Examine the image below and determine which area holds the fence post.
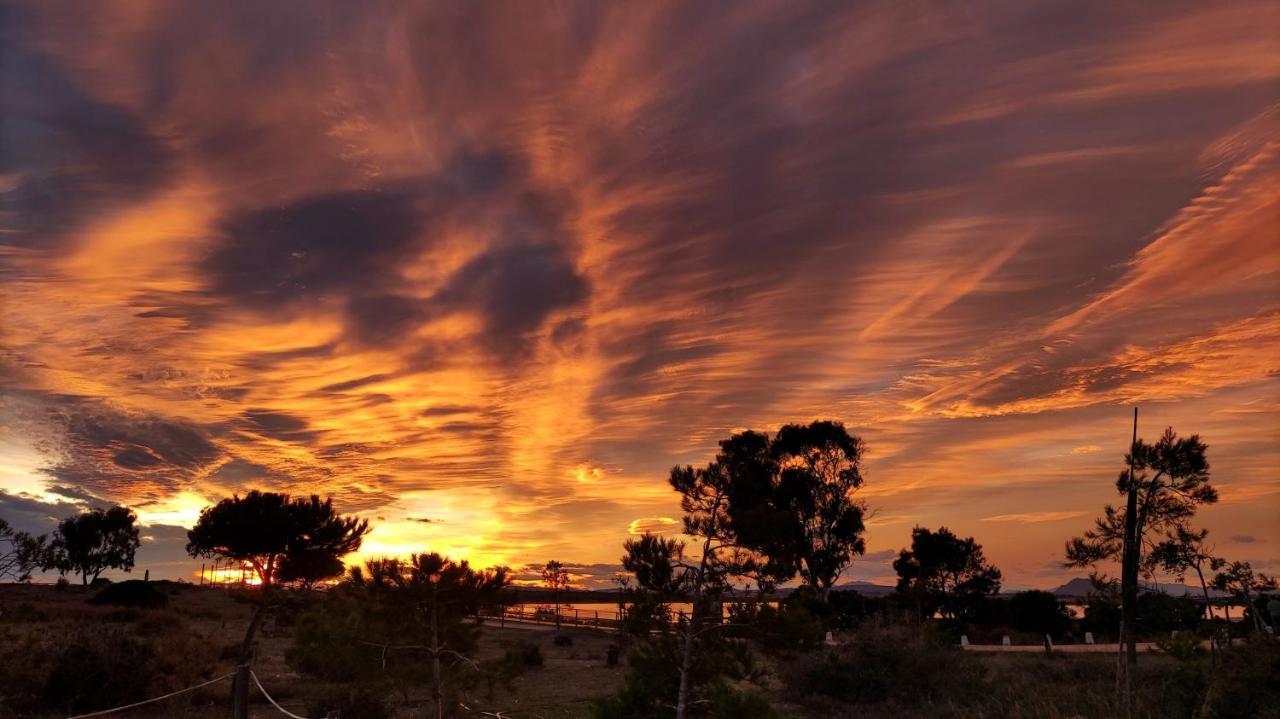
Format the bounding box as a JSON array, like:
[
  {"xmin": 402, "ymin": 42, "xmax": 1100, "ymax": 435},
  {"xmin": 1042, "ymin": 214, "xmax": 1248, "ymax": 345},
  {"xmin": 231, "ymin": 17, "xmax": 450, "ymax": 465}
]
[{"xmin": 231, "ymin": 664, "xmax": 249, "ymax": 719}]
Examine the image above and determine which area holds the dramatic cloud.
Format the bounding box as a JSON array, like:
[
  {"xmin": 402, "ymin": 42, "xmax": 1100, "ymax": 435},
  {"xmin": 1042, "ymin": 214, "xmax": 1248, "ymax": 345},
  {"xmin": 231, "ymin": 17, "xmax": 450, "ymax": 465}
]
[
  {"xmin": 1, "ymin": 0, "xmax": 1276, "ymax": 586},
  {"xmin": 628, "ymin": 517, "xmax": 679, "ymax": 535}
]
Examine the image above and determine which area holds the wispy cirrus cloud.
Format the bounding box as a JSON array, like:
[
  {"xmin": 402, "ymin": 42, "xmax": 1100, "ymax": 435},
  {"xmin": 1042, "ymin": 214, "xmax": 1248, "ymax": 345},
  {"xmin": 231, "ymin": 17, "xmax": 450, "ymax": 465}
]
[
  {"xmin": 982, "ymin": 511, "xmax": 1087, "ymax": 524},
  {"xmin": 1, "ymin": 0, "xmax": 1276, "ymax": 586}
]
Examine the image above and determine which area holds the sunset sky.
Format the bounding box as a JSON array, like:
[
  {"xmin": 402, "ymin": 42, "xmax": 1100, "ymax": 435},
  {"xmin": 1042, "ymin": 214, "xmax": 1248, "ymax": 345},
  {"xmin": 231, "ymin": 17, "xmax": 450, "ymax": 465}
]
[{"xmin": 1, "ymin": 0, "xmax": 1277, "ymax": 589}]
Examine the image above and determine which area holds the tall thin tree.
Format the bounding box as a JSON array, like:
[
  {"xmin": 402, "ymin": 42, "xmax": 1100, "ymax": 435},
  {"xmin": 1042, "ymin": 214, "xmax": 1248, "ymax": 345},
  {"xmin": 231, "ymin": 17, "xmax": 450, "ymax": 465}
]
[{"xmin": 1066, "ymin": 421, "xmax": 1216, "ymax": 707}]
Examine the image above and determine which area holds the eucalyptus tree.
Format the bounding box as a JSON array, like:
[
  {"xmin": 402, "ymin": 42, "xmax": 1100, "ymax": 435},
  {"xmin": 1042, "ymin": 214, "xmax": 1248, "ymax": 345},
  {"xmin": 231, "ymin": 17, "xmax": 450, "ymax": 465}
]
[
  {"xmin": 44, "ymin": 506, "xmax": 140, "ymax": 585},
  {"xmin": 768, "ymin": 421, "xmax": 868, "ymax": 599},
  {"xmin": 893, "ymin": 526, "xmax": 1002, "ymax": 622},
  {"xmin": 718, "ymin": 420, "xmax": 869, "ymax": 601}
]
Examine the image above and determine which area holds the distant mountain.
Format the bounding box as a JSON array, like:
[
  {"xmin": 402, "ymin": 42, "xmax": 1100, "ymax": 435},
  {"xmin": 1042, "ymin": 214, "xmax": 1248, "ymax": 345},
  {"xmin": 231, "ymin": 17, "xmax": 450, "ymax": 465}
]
[
  {"xmin": 1051, "ymin": 577, "xmax": 1226, "ymax": 599},
  {"xmin": 829, "ymin": 580, "xmax": 896, "ymax": 596},
  {"xmin": 1051, "ymin": 577, "xmax": 1097, "ymax": 598}
]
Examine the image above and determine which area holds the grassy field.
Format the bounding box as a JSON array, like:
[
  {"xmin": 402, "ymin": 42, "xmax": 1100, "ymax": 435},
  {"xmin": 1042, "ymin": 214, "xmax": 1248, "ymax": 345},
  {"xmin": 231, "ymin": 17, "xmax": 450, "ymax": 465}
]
[{"xmin": 0, "ymin": 582, "xmax": 1270, "ymax": 719}]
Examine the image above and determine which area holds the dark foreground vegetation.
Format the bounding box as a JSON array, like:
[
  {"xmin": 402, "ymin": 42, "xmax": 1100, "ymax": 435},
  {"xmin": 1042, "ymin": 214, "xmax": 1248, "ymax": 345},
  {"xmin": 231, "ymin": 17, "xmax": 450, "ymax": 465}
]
[
  {"xmin": 1, "ymin": 419, "xmax": 1276, "ymax": 718},
  {"xmin": 0, "ymin": 582, "xmax": 1276, "ymax": 719}
]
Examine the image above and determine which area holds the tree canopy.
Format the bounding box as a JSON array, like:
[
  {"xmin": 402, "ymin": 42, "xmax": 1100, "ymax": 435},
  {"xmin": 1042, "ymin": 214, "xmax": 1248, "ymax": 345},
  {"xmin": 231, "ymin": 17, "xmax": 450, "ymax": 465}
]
[
  {"xmin": 717, "ymin": 421, "xmax": 869, "ymax": 597},
  {"xmin": 1066, "ymin": 428, "xmax": 1216, "ymax": 573},
  {"xmin": 186, "ymin": 491, "xmax": 369, "ymax": 588},
  {"xmin": 45, "ymin": 506, "xmax": 140, "ymax": 585},
  {"xmin": 894, "ymin": 526, "xmax": 1002, "ymax": 621}
]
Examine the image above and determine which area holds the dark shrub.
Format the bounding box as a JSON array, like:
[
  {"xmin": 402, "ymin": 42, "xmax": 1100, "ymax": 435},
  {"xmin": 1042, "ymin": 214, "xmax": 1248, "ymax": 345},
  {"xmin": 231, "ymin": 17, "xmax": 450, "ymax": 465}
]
[
  {"xmin": 1200, "ymin": 638, "xmax": 1280, "ymax": 718},
  {"xmin": 970, "ymin": 595, "xmax": 1010, "ymax": 628},
  {"xmin": 785, "ymin": 621, "xmax": 987, "ymax": 708},
  {"xmin": 620, "ymin": 592, "xmax": 671, "ymax": 636},
  {"xmin": 1008, "ymin": 590, "xmax": 1072, "ymax": 637},
  {"xmin": 726, "ymin": 599, "xmax": 824, "ymax": 652},
  {"xmin": 1136, "ymin": 591, "xmax": 1201, "ymax": 634},
  {"xmin": 516, "ymin": 640, "xmax": 544, "ymax": 668},
  {"xmin": 591, "ymin": 633, "xmax": 774, "ymax": 718},
  {"xmin": 89, "ymin": 579, "xmax": 168, "ymax": 609},
  {"xmin": 826, "ymin": 589, "xmax": 892, "ymax": 629},
  {"xmin": 1082, "ymin": 593, "xmax": 1121, "ymax": 639},
  {"xmin": 307, "ymin": 683, "xmax": 393, "ymax": 719},
  {"xmin": 42, "ymin": 630, "xmax": 154, "ymax": 714},
  {"xmin": 475, "ymin": 642, "xmax": 542, "ymax": 699}
]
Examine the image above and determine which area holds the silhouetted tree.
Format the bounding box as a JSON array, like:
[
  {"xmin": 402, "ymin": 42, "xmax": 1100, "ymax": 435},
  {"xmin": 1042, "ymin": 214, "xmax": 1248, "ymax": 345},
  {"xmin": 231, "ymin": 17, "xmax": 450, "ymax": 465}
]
[
  {"xmin": 346, "ymin": 554, "xmax": 509, "ymax": 719},
  {"xmin": 717, "ymin": 421, "xmax": 869, "ymax": 601},
  {"xmin": 893, "ymin": 526, "xmax": 1002, "ymax": 622},
  {"xmin": 666, "ymin": 458, "xmax": 758, "ymax": 719},
  {"xmin": 1008, "ymin": 590, "xmax": 1072, "ymax": 637},
  {"xmin": 1065, "ymin": 427, "xmax": 1215, "ymax": 678},
  {"xmin": 0, "ymin": 518, "xmax": 47, "ymax": 582},
  {"xmin": 541, "ymin": 559, "xmax": 571, "ymax": 630},
  {"xmin": 1150, "ymin": 524, "xmax": 1224, "ymax": 657},
  {"xmin": 621, "ymin": 533, "xmax": 688, "ymax": 635},
  {"xmin": 1211, "ymin": 561, "xmax": 1276, "ymax": 636},
  {"xmin": 186, "ymin": 491, "xmax": 369, "ymax": 661},
  {"xmin": 768, "ymin": 421, "xmax": 868, "ymax": 599},
  {"xmin": 44, "ymin": 506, "xmax": 140, "ymax": 585}
]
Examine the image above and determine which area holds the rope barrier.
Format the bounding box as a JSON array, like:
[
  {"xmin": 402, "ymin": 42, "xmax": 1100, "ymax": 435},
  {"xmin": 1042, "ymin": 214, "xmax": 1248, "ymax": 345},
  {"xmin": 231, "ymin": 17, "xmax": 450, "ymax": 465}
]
[
  {"xmin": 65, "ymin": 671, "xmax": 235, "ymax": 719},
  {"xmin": 250, "ymin": 669, "xmax": 314, "ymax": 719}
]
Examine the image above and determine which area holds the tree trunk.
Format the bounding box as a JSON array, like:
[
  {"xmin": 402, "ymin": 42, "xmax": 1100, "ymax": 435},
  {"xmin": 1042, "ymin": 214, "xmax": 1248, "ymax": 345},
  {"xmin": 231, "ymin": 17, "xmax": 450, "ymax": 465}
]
[
  {"xmin": 1243, "ymin": 587, "xmax": 1265, "ymax": 635},
  {"xmin": 431, "ymin": 604, "xmax": 444, "ymax": 719},
  {"xmin": 1223, "ymin": 604, "xmax": 1232, "ymax": 646},
  {"xmin": 1118, "ymin": 408, "xmax": 1139, "ymax": 712},
  {"xmin": 1194, "ymin": 564, "xmax": 1215, "ymax": 664},
  {"xmin": 676, "ymin": 537, "xmax": 711, "ymax": 719}
]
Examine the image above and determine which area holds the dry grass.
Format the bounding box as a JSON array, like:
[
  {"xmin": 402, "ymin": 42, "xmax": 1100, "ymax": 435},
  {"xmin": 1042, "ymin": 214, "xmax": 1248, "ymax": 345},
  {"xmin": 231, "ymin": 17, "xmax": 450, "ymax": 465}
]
[
  {"xmin": 0, "ymin": 584, "xmax": 625, "ymax": 718},
  {"xmin": 3, "ymin": 585, "xmax": 1254, "ymax": 719}
]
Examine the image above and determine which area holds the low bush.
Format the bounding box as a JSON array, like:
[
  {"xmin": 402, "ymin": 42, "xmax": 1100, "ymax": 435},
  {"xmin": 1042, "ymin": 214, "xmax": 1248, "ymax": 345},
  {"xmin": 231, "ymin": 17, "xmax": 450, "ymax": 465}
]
[
  {"xmin": 89, "ymin": 580, "xmax": 169, "ymax": 609},
  {"xmin": 41, "ymin": 629, "xmax": 156, "ymax": 715},
  {"xmin": 1199, "ymin": 638, "xmax": 1280, "ymax": 718},
  {"xmin": 726, "ymin": 599, "xmax": 825, "ymax": 652},
  {"xmin": 513, "ymin": 640, "xmax": 543, "ymax": 668},
  {"xmin": 784, "ymin": 620, "xmax": 987, "ymax": 708},
  {"xmin": 591, "ymin": 632, "xmax": 775, "ymax": 718}
]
